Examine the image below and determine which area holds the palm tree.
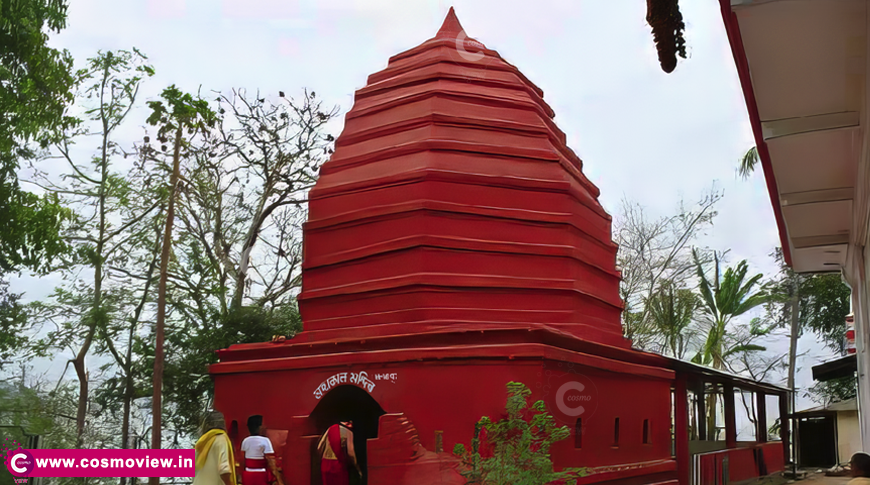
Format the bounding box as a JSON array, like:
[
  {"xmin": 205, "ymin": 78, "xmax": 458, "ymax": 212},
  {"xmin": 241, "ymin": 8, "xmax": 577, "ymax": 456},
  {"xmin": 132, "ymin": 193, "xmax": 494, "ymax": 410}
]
[
  {"xmin": 692, "ymin": 250, "xmax": 770, "ymax": 438},
  {"xmin": 645, "ymin": 279, "xmax": 698, "ymax": 359},
  {"xmin": 692, "ymin": 250, "xmax": 770, "ymax": 369},
  {"xmin": 738, "ymin": 146, "xmax": 759, "ymax": 179}
]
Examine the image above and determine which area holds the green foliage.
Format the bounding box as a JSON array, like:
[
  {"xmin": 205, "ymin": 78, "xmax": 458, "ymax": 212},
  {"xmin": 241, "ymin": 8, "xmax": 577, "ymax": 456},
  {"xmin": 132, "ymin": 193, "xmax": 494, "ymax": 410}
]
[
  {"xmin": 0, "ymin": 278, "xmax": 27, "ymax": 364},
  {"xmin": 614, "ymin": 189, "xmax": 720, "ymax": 350},
  {"xmin": 162, "ymin": 304, "xmax": 302, "ymax": 434},
  {"xmin": 692, "ymin": 250, "xmax": 771, "ymax": 369},
  {"xmin": 453, "ymin": 382, "xmax": 586, "ymax": 485},
  {"xmin": 799, "ymin": 274, "xmax": 851, "ymax": 353},
  {"xmin": 806, "ymin": 375, "xmax": 857, "ymax": 407},
  {"xmin": 0, "ymin": 380, "xmax": 77, "ymax": 449},
  {"xmin": 0, "ymin": 0, "xmax": 76, "ymax": 274},
  {"xmin": 0, "ymin": 185, "xmax": 70, "ymax": 273},
  {"xmin": 645, "ymin": 279, "xmax": 698, "ymax": 359},
  {"xmin": 146, "ymin": 84, "xmax": 217, "ymax": 138},
  {"xmin": 738, "ymin": 146, "xmax": 759, "ymax": 180},
  {"xmin": 0, "ymin": 0, "xmax": 75, "ymax": 155}
]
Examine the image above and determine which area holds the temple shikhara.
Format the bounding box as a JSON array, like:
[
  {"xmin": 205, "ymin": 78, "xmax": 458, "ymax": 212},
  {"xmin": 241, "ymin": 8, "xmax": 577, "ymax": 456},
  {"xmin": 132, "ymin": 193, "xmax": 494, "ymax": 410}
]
[{"xmin": 212, "ymin": 9, "xmax": 790, "ymax": 485}]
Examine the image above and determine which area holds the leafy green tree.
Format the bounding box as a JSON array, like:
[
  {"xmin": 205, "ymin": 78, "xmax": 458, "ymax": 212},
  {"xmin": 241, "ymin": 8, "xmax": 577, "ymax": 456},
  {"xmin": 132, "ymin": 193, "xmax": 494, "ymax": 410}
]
[
  {"xmin": 798, "ymin": 272, "xmax": 851, "ymax": 353},
  {"xmin": 162, "ymin": 304, "xmax": 302, "ymax": 433},
  {"xmin": 763, "ymin": 248, "xmax": 853, "ymax": 400},
  {"xmin": 806, "ymin": 375, "xmax": 857, "ymax": 407},
  {"xmin": 692, "ymin": 250, "xmax": 770, "ymax": 370},
  {"xmin": 0, "ymin": 0, "xmax": 75, "ymax": 276},
  {"xmin": 0, "ymin": 0, "xmax": 74, "ymax": 152},
  {"xmin": 453, "ymin": 382, "xmax": 585, "ymax": 485},
  {"xmin": 28, "ymin": 49, "xmax": 155, "ymax": 448},
  {"xmin": 0, "ymin": 279, "xmax": 27, "ymax": 365},
  {"xmin": 645, "ymin": 279, "xmax": 699, "ymax": 359},
  {"xmin": 144, "ymin": 85, "xmax": 216, "ymax": 457},
  {"xmin": 692, "ymin": 251, "xmax": 771, "ymax": 436}
]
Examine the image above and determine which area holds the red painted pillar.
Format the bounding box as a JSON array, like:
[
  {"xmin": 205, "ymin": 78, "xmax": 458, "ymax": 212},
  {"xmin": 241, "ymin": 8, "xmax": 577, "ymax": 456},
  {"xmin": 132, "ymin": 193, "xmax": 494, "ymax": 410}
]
[
  {"xmin": 779, "ymin": 392, "xmax": 791, "ymax": 467},
  {"xmin": 724, "ymin": 383, "xmax": 737, "ymax": 448},
  {"xmin": 675, "ymin": 374, "xmax": 690, "ymax": 485},
  {"xmin": 756, "ymin": 392, "xmax": 767, "ymax": 443}
]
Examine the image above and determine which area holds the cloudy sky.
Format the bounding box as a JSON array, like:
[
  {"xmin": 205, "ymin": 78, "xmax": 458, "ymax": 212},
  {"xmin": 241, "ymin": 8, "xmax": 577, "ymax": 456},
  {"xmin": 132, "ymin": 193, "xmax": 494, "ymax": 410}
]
[{"xmin": 16, "ymin": 0, "xmax": 842, "ymax": 411}]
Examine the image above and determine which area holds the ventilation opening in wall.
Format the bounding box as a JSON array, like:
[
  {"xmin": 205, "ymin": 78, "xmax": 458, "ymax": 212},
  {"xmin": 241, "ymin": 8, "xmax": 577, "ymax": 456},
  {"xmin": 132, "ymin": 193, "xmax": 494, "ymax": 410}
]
[
  {"xmin": 574, "ymin": 418, "xmax": 582, "ymax": 448},
  {"xmin": 643, "ymin": 419, "xmax": 650, "ymax": 444},
  {"xmin": 613, "ymin": 417, "xmax": 620, "ymax": 447}
]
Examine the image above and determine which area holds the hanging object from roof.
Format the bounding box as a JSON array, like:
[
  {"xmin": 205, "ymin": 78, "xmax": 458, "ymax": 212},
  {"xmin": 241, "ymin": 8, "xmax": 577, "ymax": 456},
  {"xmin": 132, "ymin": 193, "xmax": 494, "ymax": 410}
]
[{"xmin": 647, "ymin": 0, "xmax": 687, "ymax": 73}]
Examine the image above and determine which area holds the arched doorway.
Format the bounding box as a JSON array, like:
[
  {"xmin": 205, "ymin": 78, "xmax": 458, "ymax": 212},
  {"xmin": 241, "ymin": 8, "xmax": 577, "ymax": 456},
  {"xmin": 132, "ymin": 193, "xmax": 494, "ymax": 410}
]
[{"xmin": 309, "ymin": 385, "xmax": 386, "ymax": 485}]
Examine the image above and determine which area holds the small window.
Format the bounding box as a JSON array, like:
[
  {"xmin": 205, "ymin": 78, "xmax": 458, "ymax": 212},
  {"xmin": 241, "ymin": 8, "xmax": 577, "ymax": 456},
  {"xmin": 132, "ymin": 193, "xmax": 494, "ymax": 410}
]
[
  {"xmin": 574, "ymin": 418, "xmax": 582, "ymax": 448},
  {"xmin": 613, "ymin": 417, "xmax": 620, "ymax": 447},
  {"xmin": 643, "ymin": 419, "xmax": 650, "ymax": 444}
]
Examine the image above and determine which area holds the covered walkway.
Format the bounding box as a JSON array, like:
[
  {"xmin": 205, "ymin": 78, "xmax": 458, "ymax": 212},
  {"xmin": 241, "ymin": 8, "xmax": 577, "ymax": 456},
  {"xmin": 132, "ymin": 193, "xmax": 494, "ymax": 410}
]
[{"xmin": 669, "ymin": 359, "xmax": 790, "ymax": 485}]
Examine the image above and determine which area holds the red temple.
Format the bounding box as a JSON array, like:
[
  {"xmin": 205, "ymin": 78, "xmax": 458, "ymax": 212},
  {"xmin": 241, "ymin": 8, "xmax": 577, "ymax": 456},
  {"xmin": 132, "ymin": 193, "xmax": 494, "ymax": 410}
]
[{"xmin": 212, "ymin": 9, "xmax": 789, "ymax": 485}]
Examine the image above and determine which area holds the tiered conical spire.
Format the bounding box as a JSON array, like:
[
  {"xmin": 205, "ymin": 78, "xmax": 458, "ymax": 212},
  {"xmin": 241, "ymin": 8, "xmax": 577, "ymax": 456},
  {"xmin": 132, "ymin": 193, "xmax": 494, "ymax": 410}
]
[
  {"xmin": 298, "ymin": 8, "xmax": 628, "ymax": 348},
  {"xmin": 436, "ymin": 7, "xmax": 465, "ymax": 38}
]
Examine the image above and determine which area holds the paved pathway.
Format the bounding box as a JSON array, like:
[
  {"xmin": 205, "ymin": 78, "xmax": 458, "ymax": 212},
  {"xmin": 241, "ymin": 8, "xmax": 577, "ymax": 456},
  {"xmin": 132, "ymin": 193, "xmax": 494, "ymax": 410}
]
[{"xmin": 797, "ymin": 472, "xmax": 851, "ymax": 484}]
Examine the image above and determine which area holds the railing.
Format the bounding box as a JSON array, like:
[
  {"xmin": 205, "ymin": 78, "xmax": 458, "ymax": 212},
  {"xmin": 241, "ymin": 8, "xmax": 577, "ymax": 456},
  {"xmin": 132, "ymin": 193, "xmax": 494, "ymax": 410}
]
[
  {"xmin": 691, "ymin": 442, "xmax": 784, "ymax": 485},
  {"xmin": 693, "ymin": 451, "xmax": 729, "ymax": 485}
]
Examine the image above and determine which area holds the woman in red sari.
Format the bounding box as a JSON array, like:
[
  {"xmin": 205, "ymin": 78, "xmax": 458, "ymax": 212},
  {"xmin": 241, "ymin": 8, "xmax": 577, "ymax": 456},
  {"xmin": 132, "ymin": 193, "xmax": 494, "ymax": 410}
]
[{"xmin": 317, "ymin": 421, "xmax": 361, "ymax": 485}]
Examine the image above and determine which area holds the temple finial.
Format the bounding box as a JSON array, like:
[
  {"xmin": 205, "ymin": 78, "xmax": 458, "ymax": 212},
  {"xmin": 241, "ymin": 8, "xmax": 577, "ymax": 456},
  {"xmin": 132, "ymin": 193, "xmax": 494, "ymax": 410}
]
[{"xmin": 436, "ymin": 7, "xmax": 465, "ymax": 38}]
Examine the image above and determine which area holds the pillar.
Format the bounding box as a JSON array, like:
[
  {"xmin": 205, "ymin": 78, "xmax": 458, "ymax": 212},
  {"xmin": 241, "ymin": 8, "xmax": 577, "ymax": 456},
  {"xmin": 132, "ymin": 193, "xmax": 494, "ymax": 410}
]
[
  {"xmin": 675, "ymin": 374, "xmax": 690, "ymax": 485},
  {"xmin": 756, "ymin": 391, "xmax": 767, "ymax": 443},
  {"xmin": 695, "ymin": 381, "xmax": 707, "ymax": 441},
  {"xmin": 724, "ymin": 383, "xmax": 737, "ymax": 448},
  {"xmin": 853, "ymin": 268, "xmax": 870, "ymax": 450}
]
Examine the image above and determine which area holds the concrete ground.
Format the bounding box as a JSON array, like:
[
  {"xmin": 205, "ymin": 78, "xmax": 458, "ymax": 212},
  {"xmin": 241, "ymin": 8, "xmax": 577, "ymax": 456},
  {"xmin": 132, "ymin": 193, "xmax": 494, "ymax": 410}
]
[
  {"xmin": 797, "ymin": 473, "xmax": 851, "ymax": 484},
  {"xmin": 749, "ymin": 470, "xmax": 852, "ymax": 485}
]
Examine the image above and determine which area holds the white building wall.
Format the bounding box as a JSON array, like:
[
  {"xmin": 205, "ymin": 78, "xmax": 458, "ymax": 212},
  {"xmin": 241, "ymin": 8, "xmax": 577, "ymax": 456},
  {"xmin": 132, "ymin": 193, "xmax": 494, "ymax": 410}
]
[{"xmin": 838, "ymin": 410, "xmax": 861, "ymax": 464}]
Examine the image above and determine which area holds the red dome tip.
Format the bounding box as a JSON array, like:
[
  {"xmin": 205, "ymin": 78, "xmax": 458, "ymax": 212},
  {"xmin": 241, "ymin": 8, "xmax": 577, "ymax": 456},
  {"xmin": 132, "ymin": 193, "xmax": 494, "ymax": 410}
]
[{"xmin": 436, "ymin": 7, "xmax": 465, "ymax": 38}]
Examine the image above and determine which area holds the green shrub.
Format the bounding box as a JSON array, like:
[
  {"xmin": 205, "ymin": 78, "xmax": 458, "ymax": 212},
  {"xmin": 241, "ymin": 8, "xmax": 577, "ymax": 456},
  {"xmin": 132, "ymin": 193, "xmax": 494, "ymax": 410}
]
[{"xmin": 453, "ymin": 381, "xmax": 587, "ymax": 485}]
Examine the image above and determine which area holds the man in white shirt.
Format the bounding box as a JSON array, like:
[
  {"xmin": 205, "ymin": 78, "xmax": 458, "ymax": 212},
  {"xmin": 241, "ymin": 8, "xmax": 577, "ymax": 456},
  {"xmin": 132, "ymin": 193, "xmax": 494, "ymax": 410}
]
[
  {"xmin": 194, "ymin": 412, "xmax": 236, "ymax": 485},
  {"xmin": 239, "ymin": 415, "xmax": 284, "ymax": 485}
]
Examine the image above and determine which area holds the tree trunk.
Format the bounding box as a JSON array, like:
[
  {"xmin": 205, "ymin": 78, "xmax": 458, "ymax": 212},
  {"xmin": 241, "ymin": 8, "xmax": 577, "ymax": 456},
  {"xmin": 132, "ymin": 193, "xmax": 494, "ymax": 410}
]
[
  {"xmin": 73, "ymin": 101, "xmax": 112, "ymax": 447},
  {"xmin": 787, "ymin": 280, "xmax": 800, "ymax": 391},
  {"xmin": 230, "ymin": 182, "xmax": 276, "ymax": 308},
  {"xmin": 72, "ymin": 355, "xmax": 90, "ymax": 447},
  {"xmin": 151, "ymin": 125, "xmax": 184, "ymax": 475}
]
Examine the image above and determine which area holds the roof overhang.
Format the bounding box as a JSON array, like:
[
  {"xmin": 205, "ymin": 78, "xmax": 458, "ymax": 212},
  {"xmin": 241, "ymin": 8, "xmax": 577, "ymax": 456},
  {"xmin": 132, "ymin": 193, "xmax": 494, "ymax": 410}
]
[
  {"xmin": 719, "ymin": 0, "xmax": 866, "ymax": 273},
  {"xmin": 811, "ymin": 353, "xmax": 858, "ymax": 381},
  {"xmin": 665, "ymin": 356, "xmax": 790, "ymax": 395}
]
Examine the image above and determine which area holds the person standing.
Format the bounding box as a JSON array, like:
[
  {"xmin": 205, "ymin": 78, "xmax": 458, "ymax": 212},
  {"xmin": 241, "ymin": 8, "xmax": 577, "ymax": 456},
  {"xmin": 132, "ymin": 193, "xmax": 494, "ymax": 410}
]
[
  {"xmin": 851, "ymin": 453, "xmax": 870, "ymax": 485},
  {"xmin": 240, "ymin": 415, "xmax": 284, "ymax": 485},
  {"xmin": 194, "ymin": 411, "xmax": 236, "ymax": 485},
  {"xmin": 318, "ymin": 420, "xmax": 362, "ymax": 485}
]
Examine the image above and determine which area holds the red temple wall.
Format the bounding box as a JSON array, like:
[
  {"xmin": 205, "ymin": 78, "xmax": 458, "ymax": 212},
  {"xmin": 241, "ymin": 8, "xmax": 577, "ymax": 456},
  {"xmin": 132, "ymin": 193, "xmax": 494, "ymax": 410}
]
[{"xmin": 213, "ymin": 358, "xmax": 675, "ymax": 472}]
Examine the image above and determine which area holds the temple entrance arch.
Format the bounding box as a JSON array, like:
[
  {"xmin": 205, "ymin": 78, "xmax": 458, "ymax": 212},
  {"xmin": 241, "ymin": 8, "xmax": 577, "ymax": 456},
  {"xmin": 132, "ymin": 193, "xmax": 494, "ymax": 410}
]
[{"xmin": 309, "ymin": 385, "xmax": 386, "ymax": 485}]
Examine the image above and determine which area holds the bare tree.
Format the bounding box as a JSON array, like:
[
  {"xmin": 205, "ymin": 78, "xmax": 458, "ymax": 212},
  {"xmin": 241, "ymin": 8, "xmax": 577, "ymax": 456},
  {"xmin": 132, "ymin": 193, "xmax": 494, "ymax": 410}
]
[
  {"xmin": 614, "ymin": 187, "xmax": 721, "ymax": 349},
  {"xmin": 155, "ymin": 89, "xmax": 336, "ymax": 434}
]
